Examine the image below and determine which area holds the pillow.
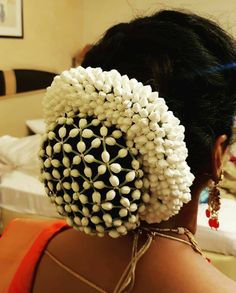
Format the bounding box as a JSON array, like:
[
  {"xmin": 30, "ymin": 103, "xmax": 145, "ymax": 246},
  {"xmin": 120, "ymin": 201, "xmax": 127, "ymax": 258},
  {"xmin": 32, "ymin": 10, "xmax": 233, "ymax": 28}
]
[
  {"xmin": 0, "ymin": 134, "xmax": 41, "ymax": 177},
  {"xmin": 26, "ymin": 119, "xmax": 46, "ymax": 135}
]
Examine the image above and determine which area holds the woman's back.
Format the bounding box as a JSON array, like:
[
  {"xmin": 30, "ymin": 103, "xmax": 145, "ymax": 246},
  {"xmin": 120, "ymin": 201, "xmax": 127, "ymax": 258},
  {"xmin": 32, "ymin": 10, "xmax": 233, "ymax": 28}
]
[{"xmin": 33, "ymin": 229, "xmax": 236, "ymax": 292}]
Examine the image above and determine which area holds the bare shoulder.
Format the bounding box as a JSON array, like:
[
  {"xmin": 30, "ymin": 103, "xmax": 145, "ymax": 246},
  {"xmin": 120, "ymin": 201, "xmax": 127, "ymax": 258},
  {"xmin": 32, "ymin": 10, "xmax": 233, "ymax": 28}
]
[{"xmin": 133, "ymin": 238, "xmax": 236, "ymax": 293}]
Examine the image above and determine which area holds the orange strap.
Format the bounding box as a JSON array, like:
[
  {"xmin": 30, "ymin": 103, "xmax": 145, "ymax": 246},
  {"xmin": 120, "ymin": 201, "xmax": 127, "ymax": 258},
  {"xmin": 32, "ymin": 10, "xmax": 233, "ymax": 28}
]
[{"xmin": 0, "ymin": 218, "xmax": 69, "ymax": 293}]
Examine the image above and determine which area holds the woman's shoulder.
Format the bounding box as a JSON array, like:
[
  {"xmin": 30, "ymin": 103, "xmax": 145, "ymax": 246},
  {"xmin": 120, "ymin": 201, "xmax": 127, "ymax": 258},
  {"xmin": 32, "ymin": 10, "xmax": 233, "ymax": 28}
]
[{"xmin": 134, "ymin": 236, "xmax": 236, "ymax": 293}]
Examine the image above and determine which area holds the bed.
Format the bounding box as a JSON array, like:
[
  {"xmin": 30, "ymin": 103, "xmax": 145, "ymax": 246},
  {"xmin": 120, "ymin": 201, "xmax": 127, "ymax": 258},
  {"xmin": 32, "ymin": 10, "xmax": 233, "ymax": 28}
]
[
  {"xmin": 0, "ymin": 89, "xmax": 59, "ymax": 233},
  {"xmin": 0, "ymin": 89, "xmax": 236, "ymax": 281}
]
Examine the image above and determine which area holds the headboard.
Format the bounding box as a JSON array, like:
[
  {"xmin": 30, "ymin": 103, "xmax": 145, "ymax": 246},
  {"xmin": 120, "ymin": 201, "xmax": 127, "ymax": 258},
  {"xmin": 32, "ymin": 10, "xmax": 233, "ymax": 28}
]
[{"xmin": 0, "ymin": 90, "xmax": 45, "ymax": 137}]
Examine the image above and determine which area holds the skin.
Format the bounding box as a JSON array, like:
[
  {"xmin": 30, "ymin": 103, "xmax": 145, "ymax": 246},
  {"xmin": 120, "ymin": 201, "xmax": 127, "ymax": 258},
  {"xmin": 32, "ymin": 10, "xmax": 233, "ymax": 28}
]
[{"xmin": 33, "ymin": 135, "xmax": 236, "ymax": 292}]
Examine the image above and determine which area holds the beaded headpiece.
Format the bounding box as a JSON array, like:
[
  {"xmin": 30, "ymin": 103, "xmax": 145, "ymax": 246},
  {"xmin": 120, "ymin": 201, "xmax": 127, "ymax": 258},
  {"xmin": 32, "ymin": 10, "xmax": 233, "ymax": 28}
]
[{"xmin": 39, "ymin": 66, "xmax": 194, "ymax": 238}]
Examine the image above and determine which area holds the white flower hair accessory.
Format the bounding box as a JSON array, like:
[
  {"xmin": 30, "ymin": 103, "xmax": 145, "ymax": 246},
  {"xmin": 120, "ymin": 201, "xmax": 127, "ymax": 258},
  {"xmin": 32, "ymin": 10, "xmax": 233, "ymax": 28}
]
[{"xmin": 40, "ymin": 66, "xmax": 195, "ymax": 238}]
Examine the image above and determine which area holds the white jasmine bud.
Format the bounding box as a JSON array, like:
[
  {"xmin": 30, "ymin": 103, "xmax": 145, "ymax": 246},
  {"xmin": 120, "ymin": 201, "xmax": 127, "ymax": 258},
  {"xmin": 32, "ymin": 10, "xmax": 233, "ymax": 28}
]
[
  {"xmin": 44, "ymin": 158, "xmax": 51, "ymax": 168},
  {"xmin": 105, "ymin": 137, "xmax": 116, "ymax": 146},
  {"xmin": 55, "ymin": 196, "xmax": 63, "ymax": 205},
  {"xmin": 70, "ymin": 169, "xmax": 79, "ymax": 177},
  {"xmin": 96, "ymin": 225, "xmax": 105, "ymax": 233},
  {"xmin": 100, "ymin": 126, "xmax": 108, "ymax": 136},
  {"xmin": 106, "ymin": 190, "xmax": 116, "ymax": 201},
  {"xmin": 83, "ymin": 181, "xmax": 91, "ymax": 189},
  {"xmin": 71, "ymin": 204, "xmax": 79, "ymax": 212},
  {"xmin": 132, "ymin": 189, "xmax": 141, "ymax": 200},
  {"xmin": 58, "ymin": 117, "xmax": 66, "ymax": 124},
  {"xmin": 117, "ymin": 225, "xmax": 127, "ymax": 234},
  {"xmin": 94, "ymin": 181, "xmax": 105, "ymax": 189},
  {"xmin": 93, "ymin": 204, "xmax": 100, "ymax": 212},
  {"xmin": 82, "ymin": 129, "xmax": 94, "ymax": 138},
  {"xmin": 66, "ymin": 118, "xmax": 74, "ymax": 125},
  {"xmin": 74, "ymin": 217, "xmax": 81, "ymax": 225},
  {"xmin": 134, "ymin": 180, "xmax": 143, "ymax": 189},
  {"xmin": 91, "ymin": 138, "xmax": 101, "ymax": 148},
  {"xmin": 119, "ymin": 208, "xmax": 128, "ymax": 217},
  {"xmin": 92, "ymin": 191, "xmax": 101, "ymax": 203},
  {"xmin": 81, "ymin": 217, "xmax": 89, "ymax": 226},
  {"xmin": 84, "ymin": 167, "xmax": 92, "ymax": 178},
  {"xmin": 109, "ymin": 230, "xmax": 120, "ymax": 238},
  {"xmin": 63, "ymin": 144, "xmax": 72, "ymax": 153},
  {"xmin": 64, "ymin": 194, "xmax": 72, "ymax": 203},
  {"xmin": 128, "ymin": 215, "xmax": 137, "ymax": 223},
  {"xmin": 91, "ymin": 216, "xmax": 101, "ymax": 224},
  {"xmin": 73, "ymin": 155, "xmax": 81, "ymax": 165},
  {"xmin": 46, "ymin": 146, "xmax": 52, "ymax": 156},
  {"xmin": 98, "ymin": 164, "xmax": 107, "ymax": 175},
  {"xmin": 69, "ymin": 128, "xmax": 79, "ymax": 138},
  {"xmin": 73, "ymin": 193, "xmax": 79, "ymax": 200},
  {"xmin": 77, "ymin": 141, "xmax": 86, "ymax": 153},
  {"xmin": 112, "ymin": 130, "xmax": 122, "ymax": 139},
  {"xmin": 110, "ymin": 163, "xmax": 122, "ymax": 173},
  {"xmin": 62, "ymin": 157, "xmax": 70, "ymax": 168},
  {"xmin": 142, "ymin": 193, "xmax": 150, "ymax": 203},
  {"xmin": 101, "ymin": 202, "xmax": 113, "ymax": 210},
  {"xmin": 72, "ymin": 182, "xmax": 79, "ymax": 192},
  {"xmin": 103, "ymin": 214, "xmax": 113, "ymax": 224},
  {"xmin": 59, "ymin": 127, "xmax": 67, "ymax": 138},
  {"xmin": 130, "ymin": 203, "xmax": 138, "ymax": 212},
  {"xmin": 118, "ymin": 149, "xmax": 128, "ymax": 158},
  {"xmin": 63, "ymin": 182, "xmax": 71, "ymax": 189},
  {"xmin": 82, "ymin": 207, "xmax": 90, "ymax": 217},
  {"xmin": 51, "ymin": 159, "xmax": 60, "ymax": 168},
  {"xmin": 52, "ymin": 169, "xmax": 61, "ymax": 179},
  {"xmin": 101, "ymin": 151, "xmax": 110, "ymax": 163},
  {"xmin": 48, "ymin": 131, "xmax": 56, "ymax": 140},
  {"xmin": 120, "ymin": 197, "xmax": 130, "ymax": 208},
  {"xmin": 114, "ymin": 219, "xmax": 122, "ymax": 227},
  {"xmin": 84, "ymin": 154, "xmax": 95, "ymax": 163},
  {"xmin": 131, "ymin": 160, "xmax": 140, "ymax": 170},
  {"xmin": 120, "ymin": 186, "xmax": 131, "ymax": 194},
  {"xmin": 53, "ymin": 143, "xmax": 61, "ymax": 153},
  {"xmin": 64, "ymin": 205, "xmax": 72, "ymax": 213},
  {"xmin": 109, "ymin": 175, "xmax": 119, "ymax": 187},
  {"xmin": 79, "ymin": 194, "xmax": 88, "ymax": 204},
  {"xmin": 92, "ymin": 119, "xmax": 101, "ymax": 126},
  {"xmin": 126, "ymin": 171, "xmax": 136, "ymax": 182},
  {"xmin": 79, "ymin": 119, "xmax": 87, "ymax": 128}
]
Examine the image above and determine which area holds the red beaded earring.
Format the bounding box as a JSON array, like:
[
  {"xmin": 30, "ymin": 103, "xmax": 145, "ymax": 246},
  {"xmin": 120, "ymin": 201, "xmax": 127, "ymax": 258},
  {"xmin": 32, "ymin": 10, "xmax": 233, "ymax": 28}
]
[{"xmin": 205, "ymin": 172, "xmax": 224, "ymax": 230}]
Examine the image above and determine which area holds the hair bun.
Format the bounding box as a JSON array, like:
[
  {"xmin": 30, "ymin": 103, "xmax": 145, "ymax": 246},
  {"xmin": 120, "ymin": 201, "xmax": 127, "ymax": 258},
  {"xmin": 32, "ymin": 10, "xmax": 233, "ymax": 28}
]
[
  {"xmin": 40, "ymin": 66, "xmax": 194, "ymax": 237},
  {"xmin": 40, "ymin": 114, "xmax": 146, "ymax": 238}
]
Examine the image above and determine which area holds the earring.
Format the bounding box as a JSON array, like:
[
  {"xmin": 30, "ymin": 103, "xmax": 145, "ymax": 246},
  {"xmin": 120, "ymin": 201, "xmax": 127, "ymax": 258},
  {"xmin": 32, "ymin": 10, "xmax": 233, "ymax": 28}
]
[{"xmin": 205, "ymin": 171, "xmax": 224, "ymax": 230}]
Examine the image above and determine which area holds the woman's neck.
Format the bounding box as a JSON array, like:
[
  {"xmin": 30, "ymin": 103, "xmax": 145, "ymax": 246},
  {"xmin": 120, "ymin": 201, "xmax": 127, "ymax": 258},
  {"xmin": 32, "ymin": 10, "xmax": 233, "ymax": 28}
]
[{"xmin": 142, "ymin": 184, "xmax": 202, "ymax": 234}]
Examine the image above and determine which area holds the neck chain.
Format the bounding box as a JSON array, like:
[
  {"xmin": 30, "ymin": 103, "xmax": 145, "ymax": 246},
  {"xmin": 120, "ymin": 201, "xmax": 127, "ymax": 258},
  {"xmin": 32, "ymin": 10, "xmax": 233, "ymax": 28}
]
[{"xmin": 141, "ymin": 226, "xmax": 207, "ymax": 260}]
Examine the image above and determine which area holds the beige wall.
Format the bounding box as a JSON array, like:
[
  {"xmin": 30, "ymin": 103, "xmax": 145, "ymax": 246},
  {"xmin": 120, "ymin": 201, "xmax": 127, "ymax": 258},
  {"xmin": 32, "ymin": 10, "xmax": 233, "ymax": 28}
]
[
  {"xmin": 0, "ymin": 0, "xmax": 83, "ymax": 72},
  {"xmin": 81, "ymin": 0, "xmax": 236, "ymax": 46}
]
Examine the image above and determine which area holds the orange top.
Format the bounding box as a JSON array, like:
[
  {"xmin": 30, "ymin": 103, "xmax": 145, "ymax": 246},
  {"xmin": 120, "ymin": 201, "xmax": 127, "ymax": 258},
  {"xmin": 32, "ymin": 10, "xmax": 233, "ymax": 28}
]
[{"xmin": 0, "ymin": 218, "xmax": 69, "ymax": 293}]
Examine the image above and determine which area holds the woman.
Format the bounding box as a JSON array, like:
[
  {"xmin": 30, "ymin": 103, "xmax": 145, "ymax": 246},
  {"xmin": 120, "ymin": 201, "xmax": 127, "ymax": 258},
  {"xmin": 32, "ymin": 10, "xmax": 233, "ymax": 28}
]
[{"xmin": 1, "ymin": 10, "xmax": 236, "ymax": 293}]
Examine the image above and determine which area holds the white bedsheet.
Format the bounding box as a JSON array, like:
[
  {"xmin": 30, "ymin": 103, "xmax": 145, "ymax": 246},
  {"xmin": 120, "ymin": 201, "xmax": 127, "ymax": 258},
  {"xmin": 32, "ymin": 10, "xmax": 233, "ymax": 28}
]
[
  {"xmin": 0, "ymin": 170, "xmax": 58, "ymax": 218},
  {"xmin": 196, "ymin": 198, "xmax": 236, "ymax": 256}
]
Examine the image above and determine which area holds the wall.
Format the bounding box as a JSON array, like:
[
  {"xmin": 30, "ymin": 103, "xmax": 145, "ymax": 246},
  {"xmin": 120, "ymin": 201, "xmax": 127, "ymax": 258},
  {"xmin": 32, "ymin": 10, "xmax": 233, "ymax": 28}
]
[
  {"xmin": 0, "ymin": 0, "xmax": 83, "ymax": 72},
  {"xmin": 81, "ymin": 0, "xmax": 236, "ymax": 46}
]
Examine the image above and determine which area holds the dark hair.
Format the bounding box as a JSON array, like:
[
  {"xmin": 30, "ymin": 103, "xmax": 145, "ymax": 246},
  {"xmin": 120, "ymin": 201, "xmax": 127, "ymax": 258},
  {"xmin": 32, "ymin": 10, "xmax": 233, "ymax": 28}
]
[{"xmin": 82, "ymin": 10, "xmax": 236, "ymax": 176}]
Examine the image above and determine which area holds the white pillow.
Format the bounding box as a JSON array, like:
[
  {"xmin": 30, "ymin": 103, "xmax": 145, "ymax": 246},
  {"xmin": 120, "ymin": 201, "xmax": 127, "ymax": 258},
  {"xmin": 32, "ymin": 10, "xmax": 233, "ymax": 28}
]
[
  {"xmin": 26, "ymin": 119, "xmax": 46, "ymax": 135},
  {"xmin": 0, "ymin": 134, "xmax": 41, "ymax": 177}
]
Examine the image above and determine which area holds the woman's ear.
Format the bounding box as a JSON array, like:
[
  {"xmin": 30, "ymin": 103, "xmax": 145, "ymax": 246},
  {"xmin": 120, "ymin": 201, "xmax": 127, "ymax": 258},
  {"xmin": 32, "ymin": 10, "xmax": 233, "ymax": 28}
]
[{"xmin": 211, "ymin": 134, "xmax": 228, "ymax": 181}]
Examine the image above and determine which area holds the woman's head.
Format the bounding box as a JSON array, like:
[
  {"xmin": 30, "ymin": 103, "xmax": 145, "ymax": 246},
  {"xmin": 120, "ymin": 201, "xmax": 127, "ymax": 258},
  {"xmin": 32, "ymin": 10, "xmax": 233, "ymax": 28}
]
[
  {"xmin": 82, "ymin": 10, "xmax": 236, "ymax": 176},
  {"xmin": 40, "ymin": 10, "xmax": 236, "ymax": 236}
]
